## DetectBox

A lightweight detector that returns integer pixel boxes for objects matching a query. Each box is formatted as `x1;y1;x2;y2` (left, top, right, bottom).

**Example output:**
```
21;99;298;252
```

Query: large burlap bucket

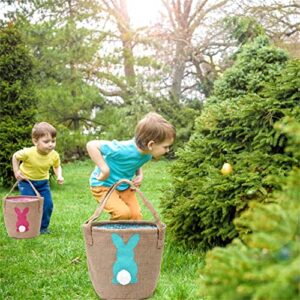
82;179;166;300
2;180;44;239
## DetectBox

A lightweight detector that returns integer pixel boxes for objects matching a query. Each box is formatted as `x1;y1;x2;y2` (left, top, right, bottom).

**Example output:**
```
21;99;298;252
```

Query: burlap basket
2;180;44;239
82;179;166;300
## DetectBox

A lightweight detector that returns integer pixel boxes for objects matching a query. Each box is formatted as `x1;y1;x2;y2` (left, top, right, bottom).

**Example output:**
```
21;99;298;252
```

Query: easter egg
221;163;233;175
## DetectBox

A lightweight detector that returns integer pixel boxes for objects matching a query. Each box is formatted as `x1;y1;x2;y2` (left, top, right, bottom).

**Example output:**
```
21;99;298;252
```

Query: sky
127;0;162;27
0;2;16;20
0;0;163;27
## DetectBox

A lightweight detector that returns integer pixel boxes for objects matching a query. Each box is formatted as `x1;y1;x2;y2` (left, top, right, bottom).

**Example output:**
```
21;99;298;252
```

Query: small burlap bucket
82;179;166;300
2;180;44;239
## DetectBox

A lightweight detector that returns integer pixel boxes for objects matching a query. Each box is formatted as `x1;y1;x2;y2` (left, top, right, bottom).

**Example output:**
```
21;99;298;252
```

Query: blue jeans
18;180;53;230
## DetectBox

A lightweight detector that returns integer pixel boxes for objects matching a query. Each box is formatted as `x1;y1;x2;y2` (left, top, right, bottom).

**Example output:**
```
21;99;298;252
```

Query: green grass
0;160;204;299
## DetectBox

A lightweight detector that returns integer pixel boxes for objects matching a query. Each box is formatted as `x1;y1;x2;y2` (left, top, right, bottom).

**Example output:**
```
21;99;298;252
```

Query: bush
213;36;288;101
0;24;37;187
199;119;300;300
160;36;300;250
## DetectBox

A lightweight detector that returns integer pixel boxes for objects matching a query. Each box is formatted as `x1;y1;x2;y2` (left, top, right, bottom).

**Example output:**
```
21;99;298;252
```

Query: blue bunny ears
112;233;140;250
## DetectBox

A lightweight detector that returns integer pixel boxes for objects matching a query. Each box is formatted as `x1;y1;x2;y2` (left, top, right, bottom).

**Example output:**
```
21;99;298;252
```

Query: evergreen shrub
0;24;37;187
160;36;300;250
55;125;89;162
213;36;288;101
199;119;300;300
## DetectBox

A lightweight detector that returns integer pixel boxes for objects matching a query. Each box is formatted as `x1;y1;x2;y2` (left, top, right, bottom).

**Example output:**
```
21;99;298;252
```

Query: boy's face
33;133;56;155
148;137;174;159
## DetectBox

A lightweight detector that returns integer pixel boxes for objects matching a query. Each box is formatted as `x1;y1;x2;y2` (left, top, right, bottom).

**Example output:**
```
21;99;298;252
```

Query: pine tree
199;119;300;300
0;24;37;187
160;36;300;250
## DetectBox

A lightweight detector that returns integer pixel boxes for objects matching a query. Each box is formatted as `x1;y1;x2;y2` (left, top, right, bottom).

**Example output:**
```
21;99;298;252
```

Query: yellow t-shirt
15;146;61;180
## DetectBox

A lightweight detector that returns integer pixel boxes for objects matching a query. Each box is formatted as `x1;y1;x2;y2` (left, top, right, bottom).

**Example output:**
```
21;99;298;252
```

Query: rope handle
3;179;42;199
86;179;163;226
84;179;164;248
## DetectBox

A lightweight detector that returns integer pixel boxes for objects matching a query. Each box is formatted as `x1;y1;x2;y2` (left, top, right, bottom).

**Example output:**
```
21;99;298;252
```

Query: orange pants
90;186;142;220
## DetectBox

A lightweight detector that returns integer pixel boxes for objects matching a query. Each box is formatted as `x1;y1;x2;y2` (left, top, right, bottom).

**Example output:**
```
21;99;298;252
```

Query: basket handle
3;179;42;199
84;179;164;248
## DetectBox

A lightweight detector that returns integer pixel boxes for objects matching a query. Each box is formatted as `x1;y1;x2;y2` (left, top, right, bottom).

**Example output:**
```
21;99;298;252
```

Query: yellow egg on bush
221;163;233;175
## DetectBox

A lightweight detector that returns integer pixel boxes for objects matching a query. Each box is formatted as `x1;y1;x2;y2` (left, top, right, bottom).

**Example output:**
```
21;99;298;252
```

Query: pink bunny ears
14;207;29;215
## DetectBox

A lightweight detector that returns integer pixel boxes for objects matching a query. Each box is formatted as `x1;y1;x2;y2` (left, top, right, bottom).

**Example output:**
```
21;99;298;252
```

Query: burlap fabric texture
82;179;166;300
3;179;44;239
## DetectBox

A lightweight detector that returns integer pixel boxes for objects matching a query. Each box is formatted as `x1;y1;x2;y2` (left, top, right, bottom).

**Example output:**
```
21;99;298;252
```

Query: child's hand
133;175;143;188
14;170;27;181
96;172;109;181
96;165;110;181
57;176;64;185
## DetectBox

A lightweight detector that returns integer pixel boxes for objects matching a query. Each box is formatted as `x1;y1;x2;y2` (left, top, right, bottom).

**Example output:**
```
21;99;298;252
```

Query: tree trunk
119;0;136;87
171;39;186;102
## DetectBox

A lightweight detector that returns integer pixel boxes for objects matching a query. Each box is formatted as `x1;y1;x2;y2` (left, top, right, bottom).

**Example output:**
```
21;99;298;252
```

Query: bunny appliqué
14;207;30;233
111;233;140;286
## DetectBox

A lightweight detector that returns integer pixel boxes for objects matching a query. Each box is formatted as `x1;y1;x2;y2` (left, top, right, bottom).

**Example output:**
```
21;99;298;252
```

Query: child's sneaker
40;228;51;234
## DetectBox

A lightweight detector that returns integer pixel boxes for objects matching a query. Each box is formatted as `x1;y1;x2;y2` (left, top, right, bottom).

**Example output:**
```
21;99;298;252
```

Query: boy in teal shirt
87;112;175;220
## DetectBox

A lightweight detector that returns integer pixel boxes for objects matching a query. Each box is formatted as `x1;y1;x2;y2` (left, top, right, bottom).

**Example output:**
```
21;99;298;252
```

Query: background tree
157;0;231;100
93;0;137;103
0;24;37;186
3;0;107;159
223;16;266;46
80;0;202;147
236;0;300;58
19;0;105;130
1;0;298;161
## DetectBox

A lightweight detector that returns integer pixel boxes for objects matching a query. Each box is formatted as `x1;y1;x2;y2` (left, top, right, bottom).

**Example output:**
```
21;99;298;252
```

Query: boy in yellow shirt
12;122;64;234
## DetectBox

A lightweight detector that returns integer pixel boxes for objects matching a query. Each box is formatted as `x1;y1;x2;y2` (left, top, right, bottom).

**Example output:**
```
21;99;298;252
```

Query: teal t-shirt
89;139;152;190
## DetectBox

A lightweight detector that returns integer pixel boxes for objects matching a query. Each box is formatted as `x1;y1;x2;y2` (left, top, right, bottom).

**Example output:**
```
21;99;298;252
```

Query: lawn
0;160;204;300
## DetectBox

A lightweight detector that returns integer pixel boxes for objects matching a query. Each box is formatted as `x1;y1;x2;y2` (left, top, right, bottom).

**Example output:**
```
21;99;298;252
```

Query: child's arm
86;140;110;181
53;165;64;185
12;153;26;180
133;168;143;187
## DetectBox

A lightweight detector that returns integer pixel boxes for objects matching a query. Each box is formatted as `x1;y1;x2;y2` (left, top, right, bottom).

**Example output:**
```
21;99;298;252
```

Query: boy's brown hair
135;112;176;150
32;122;57;140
